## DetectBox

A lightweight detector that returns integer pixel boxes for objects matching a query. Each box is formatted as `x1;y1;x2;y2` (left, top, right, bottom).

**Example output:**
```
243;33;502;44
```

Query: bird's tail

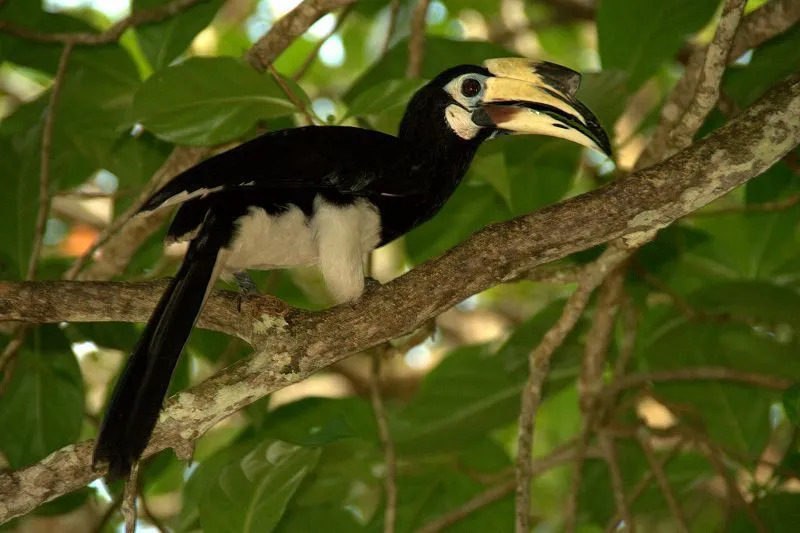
94;213;227;479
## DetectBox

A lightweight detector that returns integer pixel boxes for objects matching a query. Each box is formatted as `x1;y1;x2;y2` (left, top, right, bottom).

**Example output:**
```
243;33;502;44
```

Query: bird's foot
234;271;259;312
364;276;382;293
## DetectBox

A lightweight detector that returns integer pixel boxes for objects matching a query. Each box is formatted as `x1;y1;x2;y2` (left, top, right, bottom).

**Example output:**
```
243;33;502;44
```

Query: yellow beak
472;58;612;156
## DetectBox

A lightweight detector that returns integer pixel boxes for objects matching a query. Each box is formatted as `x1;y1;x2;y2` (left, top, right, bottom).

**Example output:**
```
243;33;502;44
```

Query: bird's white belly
222;205;318;272
219;197;382;303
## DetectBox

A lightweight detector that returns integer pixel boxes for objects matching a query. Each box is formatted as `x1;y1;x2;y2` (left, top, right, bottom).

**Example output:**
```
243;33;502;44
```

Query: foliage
0;0;799;531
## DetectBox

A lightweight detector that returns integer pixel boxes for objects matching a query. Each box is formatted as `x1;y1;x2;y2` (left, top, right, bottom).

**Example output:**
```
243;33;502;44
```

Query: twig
613;295;638;378
609;368;792;394
600;433;634;532
381;0;401;58
698;439;767;533
369;355;397;533
29;43;73;280
668;0;746;151
267;64;316;125
637;0;784;169
292;4;354;80
566;266;626;533
406;0;432;78
121;462;140;533
137;480;167;533
92;491;123;533
603;438;686;533
246;0;357;73
512;264;582;284
564;428;591;533
514;243;633;533
0;43;73;387
637;429;689;532
416;443;579;533
0;0;209;45
579;265;626;413
693;191;800;216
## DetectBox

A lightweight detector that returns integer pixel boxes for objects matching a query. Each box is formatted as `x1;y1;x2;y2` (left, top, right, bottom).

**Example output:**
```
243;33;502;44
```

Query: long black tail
94;214;226;478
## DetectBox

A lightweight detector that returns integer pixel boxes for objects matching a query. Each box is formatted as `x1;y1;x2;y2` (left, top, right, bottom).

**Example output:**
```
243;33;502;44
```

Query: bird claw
234;271;258;313
364;276;382;293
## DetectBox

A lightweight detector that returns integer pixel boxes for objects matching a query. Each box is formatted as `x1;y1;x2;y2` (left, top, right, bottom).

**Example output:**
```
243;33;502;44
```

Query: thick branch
0;74;799;523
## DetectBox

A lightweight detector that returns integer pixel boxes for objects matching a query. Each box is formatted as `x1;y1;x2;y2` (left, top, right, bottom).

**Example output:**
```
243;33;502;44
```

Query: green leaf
404;181;510;264
597;0;719;90
731;493;800;533
346;37;510;100
198;439;321;533
0;327;84;467
503;136;581;216
258;397;378;446
724;25;800;108
393;301;584;454
636;297;800;456
134;0;225;71
345;78;426;119
132;57;295;145
784;384;800;427
283;440;381;527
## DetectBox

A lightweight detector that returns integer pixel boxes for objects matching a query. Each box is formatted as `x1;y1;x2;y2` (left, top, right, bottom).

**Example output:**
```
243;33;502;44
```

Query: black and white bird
94;58;611;478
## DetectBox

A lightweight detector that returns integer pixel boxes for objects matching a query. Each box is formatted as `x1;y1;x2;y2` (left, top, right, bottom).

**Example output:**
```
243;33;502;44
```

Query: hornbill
94;58;612;478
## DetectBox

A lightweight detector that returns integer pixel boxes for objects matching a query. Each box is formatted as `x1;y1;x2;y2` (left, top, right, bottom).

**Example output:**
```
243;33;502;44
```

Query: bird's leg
234;270;258;312
364;275;382;293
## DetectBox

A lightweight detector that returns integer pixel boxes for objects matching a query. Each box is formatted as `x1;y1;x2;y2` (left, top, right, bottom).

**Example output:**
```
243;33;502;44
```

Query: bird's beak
471;58;612;157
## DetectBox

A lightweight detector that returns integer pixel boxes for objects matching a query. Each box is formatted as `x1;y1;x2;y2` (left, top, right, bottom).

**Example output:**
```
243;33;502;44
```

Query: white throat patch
444;104;481;140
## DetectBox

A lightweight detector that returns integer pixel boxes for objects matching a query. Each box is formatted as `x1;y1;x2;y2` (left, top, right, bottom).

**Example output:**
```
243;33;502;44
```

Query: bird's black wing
141;126;428;213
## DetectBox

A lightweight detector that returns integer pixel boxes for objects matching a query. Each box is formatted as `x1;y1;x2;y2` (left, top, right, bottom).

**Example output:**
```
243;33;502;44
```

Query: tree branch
0;74;799;524
0;0;210;45
245;0;356;73
637;0;800;168
514;244;632;533
406;0;432;78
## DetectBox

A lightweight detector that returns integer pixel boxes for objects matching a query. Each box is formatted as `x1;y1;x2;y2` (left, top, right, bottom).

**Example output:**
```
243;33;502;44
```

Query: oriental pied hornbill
94;58;612;478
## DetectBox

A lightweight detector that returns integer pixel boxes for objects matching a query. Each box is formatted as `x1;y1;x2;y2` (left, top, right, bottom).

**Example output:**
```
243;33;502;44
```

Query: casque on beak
471;58;612;157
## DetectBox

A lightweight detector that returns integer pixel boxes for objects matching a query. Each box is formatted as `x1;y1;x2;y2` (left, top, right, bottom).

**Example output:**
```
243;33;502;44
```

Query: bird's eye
460;78;481;98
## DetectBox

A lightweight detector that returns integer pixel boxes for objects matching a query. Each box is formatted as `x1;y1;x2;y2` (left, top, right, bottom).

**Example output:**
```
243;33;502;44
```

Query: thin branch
246;0;357;73
292;4;354;80
600;433;634;532
137;479;168;533
604;438;686;533
0;0;209;45
406;0;432;78
609;368;792;394
579;265;626;413
1;74;799;523
0;43;73;386
29;43;73;280
416;443;579;533
698;439;767;533
121;463;139;533
92;492;123;533
694;190;800;216
267;64;316;125
369;354;397;533
564;428;591;533
637;429;689;532
515;243;633;533
637;0;794;169
381;0;401;58
668;0;746;151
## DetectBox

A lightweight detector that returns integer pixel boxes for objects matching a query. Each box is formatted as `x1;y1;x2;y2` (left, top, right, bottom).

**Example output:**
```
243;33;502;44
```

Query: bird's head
400;58;612;157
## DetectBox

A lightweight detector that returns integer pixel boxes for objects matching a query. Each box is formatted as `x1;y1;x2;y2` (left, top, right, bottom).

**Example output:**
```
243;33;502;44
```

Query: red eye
460;78;481;97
